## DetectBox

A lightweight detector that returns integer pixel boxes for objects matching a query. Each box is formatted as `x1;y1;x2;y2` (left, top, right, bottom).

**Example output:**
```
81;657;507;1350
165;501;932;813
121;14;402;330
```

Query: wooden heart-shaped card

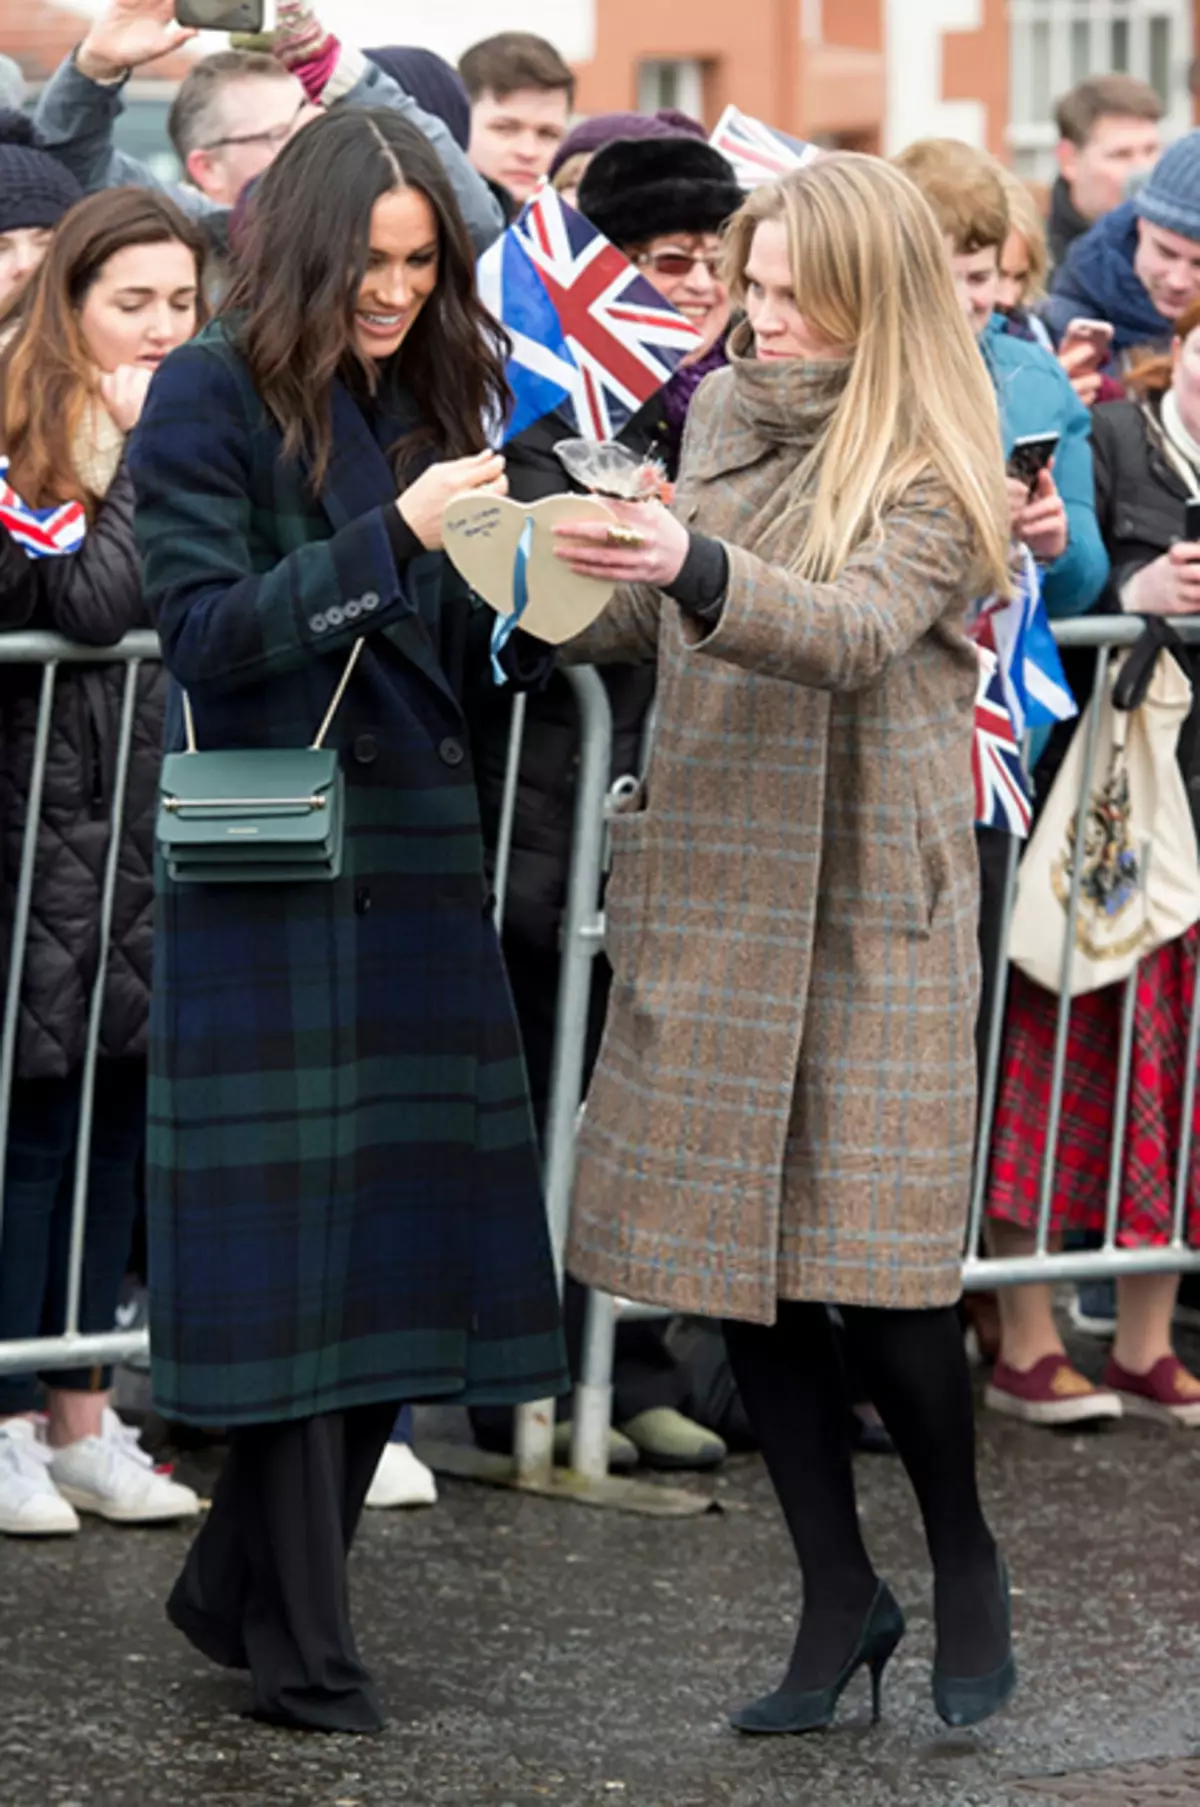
441;492;617;645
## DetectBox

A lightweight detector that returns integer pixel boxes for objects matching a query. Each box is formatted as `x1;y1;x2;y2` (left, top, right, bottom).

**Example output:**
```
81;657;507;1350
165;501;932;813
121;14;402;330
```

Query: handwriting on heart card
441;492;617;645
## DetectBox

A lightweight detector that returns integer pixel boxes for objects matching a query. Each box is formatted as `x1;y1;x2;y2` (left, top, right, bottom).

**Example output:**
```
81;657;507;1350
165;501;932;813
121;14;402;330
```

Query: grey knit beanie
1134;130;1200;243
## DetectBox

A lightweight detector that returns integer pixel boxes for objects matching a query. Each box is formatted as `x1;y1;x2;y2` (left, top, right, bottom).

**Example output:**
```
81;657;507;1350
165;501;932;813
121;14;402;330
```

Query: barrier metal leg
571;1288;617;1480
420;668;715;1514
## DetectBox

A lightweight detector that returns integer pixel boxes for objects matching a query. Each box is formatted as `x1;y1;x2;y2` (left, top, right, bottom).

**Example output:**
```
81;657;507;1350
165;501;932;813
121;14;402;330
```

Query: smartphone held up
1007;432;1060;496
174;0;270;32
1061;317;1115;361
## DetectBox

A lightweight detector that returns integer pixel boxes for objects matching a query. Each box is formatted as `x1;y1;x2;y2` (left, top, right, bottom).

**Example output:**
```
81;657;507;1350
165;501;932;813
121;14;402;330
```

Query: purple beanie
547;107;706;179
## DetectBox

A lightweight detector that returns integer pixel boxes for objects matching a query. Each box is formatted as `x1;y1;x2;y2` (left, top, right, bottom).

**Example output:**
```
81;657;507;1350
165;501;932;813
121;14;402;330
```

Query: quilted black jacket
0;462;166;1078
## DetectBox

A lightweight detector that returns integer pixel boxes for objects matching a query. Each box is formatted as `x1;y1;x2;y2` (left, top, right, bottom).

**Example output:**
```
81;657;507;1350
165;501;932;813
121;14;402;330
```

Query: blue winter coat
127;321;568;1427
980;315;1109;619
1044;200;1171;355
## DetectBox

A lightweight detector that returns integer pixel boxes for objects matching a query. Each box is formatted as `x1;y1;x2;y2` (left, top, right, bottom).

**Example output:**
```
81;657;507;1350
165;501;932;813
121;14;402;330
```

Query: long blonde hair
723;155;1011;595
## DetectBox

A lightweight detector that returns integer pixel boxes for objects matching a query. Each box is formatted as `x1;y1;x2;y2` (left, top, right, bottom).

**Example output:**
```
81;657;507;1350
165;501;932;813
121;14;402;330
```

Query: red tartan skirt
987;925;1200;1244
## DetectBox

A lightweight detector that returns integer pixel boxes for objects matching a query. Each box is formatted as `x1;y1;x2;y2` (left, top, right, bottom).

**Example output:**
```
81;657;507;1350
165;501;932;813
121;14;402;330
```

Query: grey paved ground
5;1351;1200;1807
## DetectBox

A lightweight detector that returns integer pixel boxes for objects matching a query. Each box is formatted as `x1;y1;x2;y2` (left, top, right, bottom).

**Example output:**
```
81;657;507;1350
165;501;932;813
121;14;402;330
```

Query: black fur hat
577;136;742;249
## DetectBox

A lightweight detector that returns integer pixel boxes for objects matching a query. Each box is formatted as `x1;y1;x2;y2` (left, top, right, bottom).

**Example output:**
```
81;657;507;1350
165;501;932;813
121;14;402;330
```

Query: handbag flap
158;748;340;853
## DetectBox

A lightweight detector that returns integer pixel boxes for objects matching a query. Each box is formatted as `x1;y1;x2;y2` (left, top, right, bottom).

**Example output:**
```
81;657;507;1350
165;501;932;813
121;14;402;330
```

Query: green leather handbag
157;640;363;885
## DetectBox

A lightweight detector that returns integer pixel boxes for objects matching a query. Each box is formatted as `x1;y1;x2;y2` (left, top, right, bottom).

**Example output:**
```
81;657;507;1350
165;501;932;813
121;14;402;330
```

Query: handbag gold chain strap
181;637;366;755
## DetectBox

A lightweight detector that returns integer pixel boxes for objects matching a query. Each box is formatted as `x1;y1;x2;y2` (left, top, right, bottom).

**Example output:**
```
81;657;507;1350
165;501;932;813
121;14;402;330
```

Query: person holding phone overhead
127;108;567;1734
554;154;1017;1737
985;294;1200;1427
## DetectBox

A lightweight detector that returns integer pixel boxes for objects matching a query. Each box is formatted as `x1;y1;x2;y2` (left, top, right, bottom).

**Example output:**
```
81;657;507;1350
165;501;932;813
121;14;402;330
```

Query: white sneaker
48;1408;201;1524
0;1419;80;1536
365;1441;438;1509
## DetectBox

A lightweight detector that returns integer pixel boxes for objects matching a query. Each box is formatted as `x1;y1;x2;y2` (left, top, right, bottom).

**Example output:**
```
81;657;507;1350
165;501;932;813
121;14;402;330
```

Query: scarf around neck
0;394;125;558
713;321;853;566
726;319;851;449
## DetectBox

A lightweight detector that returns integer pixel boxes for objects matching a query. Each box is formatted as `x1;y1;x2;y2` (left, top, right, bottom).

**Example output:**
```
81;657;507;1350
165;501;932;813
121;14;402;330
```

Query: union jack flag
973;646;1032;838
0;457;86;559
709;105;821;191
512;184;702;441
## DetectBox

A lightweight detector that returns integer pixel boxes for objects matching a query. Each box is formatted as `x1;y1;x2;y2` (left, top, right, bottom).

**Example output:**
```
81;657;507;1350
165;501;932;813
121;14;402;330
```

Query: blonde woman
554;155;1015;1736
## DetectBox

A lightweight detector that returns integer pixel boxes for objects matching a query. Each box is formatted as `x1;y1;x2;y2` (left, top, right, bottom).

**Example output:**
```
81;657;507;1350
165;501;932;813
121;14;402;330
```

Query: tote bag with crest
1008;621;1200;996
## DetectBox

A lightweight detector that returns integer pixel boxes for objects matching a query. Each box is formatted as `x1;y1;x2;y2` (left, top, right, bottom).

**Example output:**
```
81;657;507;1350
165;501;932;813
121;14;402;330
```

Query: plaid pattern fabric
129;324;566;1427
988;925;1200;1244
561;366;982;1320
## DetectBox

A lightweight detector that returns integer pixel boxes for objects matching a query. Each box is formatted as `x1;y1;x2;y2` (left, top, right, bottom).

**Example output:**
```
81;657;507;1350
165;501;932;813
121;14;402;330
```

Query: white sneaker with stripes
48;1408;201;1524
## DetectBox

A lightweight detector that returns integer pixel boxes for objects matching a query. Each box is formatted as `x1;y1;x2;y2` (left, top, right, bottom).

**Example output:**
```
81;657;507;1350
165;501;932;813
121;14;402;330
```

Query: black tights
724;1300;1006;1688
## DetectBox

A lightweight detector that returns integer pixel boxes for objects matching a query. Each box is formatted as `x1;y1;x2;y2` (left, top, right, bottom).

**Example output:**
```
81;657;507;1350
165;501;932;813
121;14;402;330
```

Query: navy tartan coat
128;321;567;1427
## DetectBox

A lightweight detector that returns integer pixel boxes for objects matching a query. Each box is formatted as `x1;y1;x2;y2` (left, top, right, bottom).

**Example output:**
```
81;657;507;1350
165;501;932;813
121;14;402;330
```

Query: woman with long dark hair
128;109;566;1733
0;187;206;1535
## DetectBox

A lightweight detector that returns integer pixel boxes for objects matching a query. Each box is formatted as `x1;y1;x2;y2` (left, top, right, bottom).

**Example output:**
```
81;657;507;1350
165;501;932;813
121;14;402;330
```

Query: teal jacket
980;314;1109;618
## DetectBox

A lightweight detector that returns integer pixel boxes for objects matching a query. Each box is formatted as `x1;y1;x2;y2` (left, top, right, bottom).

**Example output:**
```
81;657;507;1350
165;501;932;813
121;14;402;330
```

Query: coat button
438;737;465;768
353;734;378;764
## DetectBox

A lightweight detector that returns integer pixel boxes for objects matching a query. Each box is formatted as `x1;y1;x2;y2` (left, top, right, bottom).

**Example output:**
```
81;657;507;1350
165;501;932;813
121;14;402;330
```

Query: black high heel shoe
932;1555;1017;1729
730;1581;906;1735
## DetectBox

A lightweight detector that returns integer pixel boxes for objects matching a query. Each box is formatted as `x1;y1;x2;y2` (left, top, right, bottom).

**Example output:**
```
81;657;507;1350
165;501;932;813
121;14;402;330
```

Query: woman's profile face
77;239;199;374
996;229;1030;313
0;226;54;312
352;185;440;364
743;219;844;362
1172;325;1200;413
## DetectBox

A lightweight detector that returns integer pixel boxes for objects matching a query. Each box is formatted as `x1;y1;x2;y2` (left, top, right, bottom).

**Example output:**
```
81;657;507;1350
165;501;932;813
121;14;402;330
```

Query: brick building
3;0;1197;182
576;0;1198;177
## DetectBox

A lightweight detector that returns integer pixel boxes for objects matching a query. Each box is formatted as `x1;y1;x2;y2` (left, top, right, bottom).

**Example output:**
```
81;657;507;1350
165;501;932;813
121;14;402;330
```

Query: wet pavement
5;1339;1200;1807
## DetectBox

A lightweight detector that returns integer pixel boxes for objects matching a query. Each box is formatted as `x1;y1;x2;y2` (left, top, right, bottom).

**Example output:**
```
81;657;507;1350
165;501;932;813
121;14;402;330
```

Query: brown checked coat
564;351;987;1320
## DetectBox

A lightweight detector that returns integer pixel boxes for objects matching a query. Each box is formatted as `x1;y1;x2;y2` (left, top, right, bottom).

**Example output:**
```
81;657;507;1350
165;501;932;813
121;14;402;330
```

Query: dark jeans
0;1058;146;1413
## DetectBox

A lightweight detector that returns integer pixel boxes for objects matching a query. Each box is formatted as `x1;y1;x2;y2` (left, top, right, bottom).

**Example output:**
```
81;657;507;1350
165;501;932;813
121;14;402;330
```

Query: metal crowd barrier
965;614;1200;1288
4;621;1200;1495
0;630;158;1378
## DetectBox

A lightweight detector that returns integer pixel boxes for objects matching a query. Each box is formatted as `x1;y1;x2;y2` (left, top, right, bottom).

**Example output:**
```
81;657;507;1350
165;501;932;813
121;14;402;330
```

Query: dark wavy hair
223;108;509;488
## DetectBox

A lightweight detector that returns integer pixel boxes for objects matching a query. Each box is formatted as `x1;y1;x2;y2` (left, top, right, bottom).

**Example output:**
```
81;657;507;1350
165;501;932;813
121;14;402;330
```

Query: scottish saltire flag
476;230;576;444
512;184;701;440
973;647;1032;838
971;548;1077;738
0;458;85;558
709;105;821;190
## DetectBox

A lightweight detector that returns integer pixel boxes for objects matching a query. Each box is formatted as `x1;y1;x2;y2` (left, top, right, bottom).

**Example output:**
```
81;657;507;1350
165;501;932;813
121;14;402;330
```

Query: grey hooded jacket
31;51;504;256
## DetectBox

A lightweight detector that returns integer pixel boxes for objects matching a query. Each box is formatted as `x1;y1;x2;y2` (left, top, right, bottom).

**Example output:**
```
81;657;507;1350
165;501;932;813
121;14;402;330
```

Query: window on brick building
1009;0;1192;180
637;59;706;119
